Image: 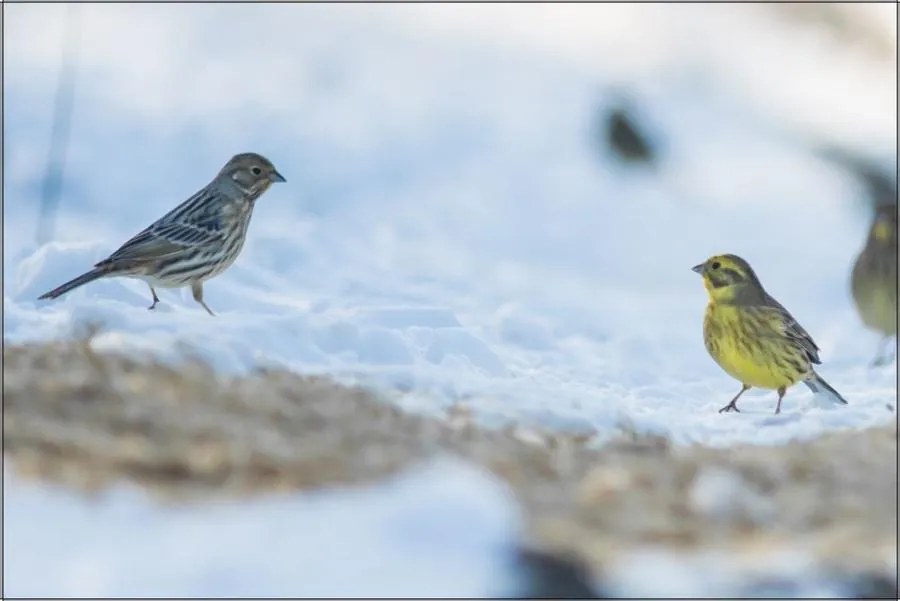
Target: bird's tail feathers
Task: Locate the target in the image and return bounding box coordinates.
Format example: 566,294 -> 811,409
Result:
804,371 -> 849,405
37,267 -> 108,300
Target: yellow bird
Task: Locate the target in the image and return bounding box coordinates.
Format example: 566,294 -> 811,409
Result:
850,204 -> 897,366
693,254 -> 848,414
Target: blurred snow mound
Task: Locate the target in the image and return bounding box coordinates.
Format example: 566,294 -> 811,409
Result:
4,456 -> 521,597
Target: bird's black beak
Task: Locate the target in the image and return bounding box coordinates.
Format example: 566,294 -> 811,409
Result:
691,263 -> 705,274
269,170 -> 286,183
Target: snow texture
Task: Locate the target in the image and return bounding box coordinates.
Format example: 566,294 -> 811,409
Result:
4,458 -> 522,597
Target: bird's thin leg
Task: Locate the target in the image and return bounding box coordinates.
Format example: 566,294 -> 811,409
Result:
191,282 -> 215,316
719,384 -> 749,413
147,285 -> 160,311
774,386 -> 786,414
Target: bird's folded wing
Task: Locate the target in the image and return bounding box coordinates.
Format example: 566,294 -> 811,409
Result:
97,218 -> 224,266
760,301 -> 822,365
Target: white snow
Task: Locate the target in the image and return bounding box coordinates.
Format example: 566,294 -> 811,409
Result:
3,458 -> 523,597
4,4 -> 896,597
688,466 -> 775,526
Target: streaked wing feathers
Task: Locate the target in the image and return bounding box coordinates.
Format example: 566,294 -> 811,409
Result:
97,208 -> 224,267
761,295 -> 821,365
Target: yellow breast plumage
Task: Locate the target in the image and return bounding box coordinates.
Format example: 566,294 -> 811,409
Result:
703,302 -> 807,390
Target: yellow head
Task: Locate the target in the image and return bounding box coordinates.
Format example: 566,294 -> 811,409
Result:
869,204 -> 897,246
692,254 -> 765,303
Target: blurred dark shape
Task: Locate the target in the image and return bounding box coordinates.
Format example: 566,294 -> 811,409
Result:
843,571 -> 900,599
511,547 -> 601,598
37,5 -> 81,245
601,101 -> 657,168
815,145 -> 898,213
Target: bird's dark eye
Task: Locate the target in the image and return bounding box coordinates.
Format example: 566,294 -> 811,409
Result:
711,261 -> 721,270
251,167 -> 262,176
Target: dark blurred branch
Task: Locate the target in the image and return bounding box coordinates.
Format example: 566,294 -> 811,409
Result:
37,5 -> 81,245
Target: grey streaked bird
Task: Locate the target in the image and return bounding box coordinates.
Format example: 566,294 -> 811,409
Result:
38,152 -> 285,315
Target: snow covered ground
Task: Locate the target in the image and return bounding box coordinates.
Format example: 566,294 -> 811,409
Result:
4,3 -> 896,597
5,2 -> 895,445
7,455 -> 883,599
5,458 -> 524,597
